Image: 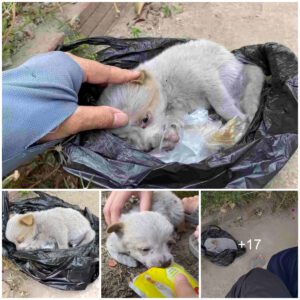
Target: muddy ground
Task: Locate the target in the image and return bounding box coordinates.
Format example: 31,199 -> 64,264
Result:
101,192 -> 199,298
201,192 -> 298,298
2,191 -> 100,298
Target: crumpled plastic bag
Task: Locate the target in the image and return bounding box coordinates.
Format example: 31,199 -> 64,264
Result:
150,109 -> 246,164
57,37 -> 298,188
201,225 -> 246,266
2,191 -> 99,290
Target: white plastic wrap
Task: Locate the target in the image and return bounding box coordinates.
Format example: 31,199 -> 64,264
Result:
151,109 -> 246,164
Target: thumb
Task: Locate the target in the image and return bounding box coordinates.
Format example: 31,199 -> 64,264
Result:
174,274 -> 197,298
40,106 -> 128,142
66,106 -> 129,132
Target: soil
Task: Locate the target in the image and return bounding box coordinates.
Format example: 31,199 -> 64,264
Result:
2,191 -> 100,298
201,194 -> 298,298
105,2 -> 297,53
101,193 -> 199,298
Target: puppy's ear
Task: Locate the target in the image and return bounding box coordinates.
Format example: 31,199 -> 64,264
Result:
19,214 -> 34,226
107,222 -> 124,234
130,70 -> 147,85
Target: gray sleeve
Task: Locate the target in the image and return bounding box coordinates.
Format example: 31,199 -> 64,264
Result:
3,51 -> 84,177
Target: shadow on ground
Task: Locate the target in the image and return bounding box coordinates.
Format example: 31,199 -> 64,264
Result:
201,191 -> 298,298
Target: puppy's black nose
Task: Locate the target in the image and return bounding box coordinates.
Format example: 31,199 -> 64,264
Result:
160,259 -> 172,268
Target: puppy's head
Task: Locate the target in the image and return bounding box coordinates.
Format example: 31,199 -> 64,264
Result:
99,70 -> 171,152
108,211 -> 174,268
5,213 -> 37,250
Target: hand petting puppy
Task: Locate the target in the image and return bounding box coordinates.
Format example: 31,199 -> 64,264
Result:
41,53 -> 141,142
104,191 -> 153,225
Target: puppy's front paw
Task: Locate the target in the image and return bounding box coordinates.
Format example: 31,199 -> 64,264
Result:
119,255 -> 138,267
162,125 -> 180,151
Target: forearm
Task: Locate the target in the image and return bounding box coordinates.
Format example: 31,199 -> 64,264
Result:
3,51 -> 84,176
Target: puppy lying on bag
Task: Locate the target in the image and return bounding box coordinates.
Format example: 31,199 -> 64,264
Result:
6,208 -> 96,250
98,40 -> 264,152
106,191 -> 184,268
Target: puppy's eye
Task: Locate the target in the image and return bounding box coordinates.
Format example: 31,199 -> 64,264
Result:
139,112 -> 152,128
142,116 -> 149,124
167,239 -> 175,247
141,247 -> 151,253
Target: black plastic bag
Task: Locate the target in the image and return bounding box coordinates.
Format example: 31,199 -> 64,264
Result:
57,37 -> 298,188
2,191 -> 99,290
201,225 -> 246,266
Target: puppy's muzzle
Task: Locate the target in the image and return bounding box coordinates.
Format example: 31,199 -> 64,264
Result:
159,259 -> 172,268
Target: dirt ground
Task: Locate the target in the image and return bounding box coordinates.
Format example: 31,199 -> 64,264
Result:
201,192 -> 298,298
101,192 -> 199,298
2,191 -> 100,298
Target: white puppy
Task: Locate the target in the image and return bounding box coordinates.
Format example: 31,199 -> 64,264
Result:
98,40 -> 264,151
106,191 -> 185,268
6,207 -> 96,250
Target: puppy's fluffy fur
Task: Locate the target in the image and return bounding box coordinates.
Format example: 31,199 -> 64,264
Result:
98,40 -> 264,151
106,191 -> 184,268
6,207 -> 95,250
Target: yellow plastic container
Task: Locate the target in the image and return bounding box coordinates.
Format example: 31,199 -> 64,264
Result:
129,263 -> 199,298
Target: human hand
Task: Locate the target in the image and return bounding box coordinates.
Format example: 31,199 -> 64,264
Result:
174,274 -> 198,298
194,225 -> 199,239
41,53 -> 140,141
182,195 -> 199,214
103,191 -> 153,225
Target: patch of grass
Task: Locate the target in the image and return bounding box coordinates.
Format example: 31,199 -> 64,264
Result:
63,30 -> 97,60
202,191 -> 258,213
129,26 -> 142,38
171,5 -> 184,15
201,191 -> 298,216
2,3 -> 61,69
271,191 -> 298,211
161,4 -> 172,18
3,150 -> 80,188
17,191 -> 32,197
161,4 -> 184,18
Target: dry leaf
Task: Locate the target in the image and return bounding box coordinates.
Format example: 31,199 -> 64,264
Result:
220,207 -> 227,214
134,3 -> 145,16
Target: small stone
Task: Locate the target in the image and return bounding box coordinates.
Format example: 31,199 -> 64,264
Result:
70,15 -> 81,28
108,259 -> 118,267
23,24 -> 36,39
220,207 -> 227,214
229,202 -> 236,209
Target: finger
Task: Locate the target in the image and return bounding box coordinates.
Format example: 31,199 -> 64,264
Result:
174,274 -> 197,298
97,64 -> 141,84
104,192 -> 116,225
70,106 -> 128,130
194,225 -> 199,240
40,106 -> 128,142
139,191 -> 153,212
66,53 -> 140,84
110,191 -> 133,224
